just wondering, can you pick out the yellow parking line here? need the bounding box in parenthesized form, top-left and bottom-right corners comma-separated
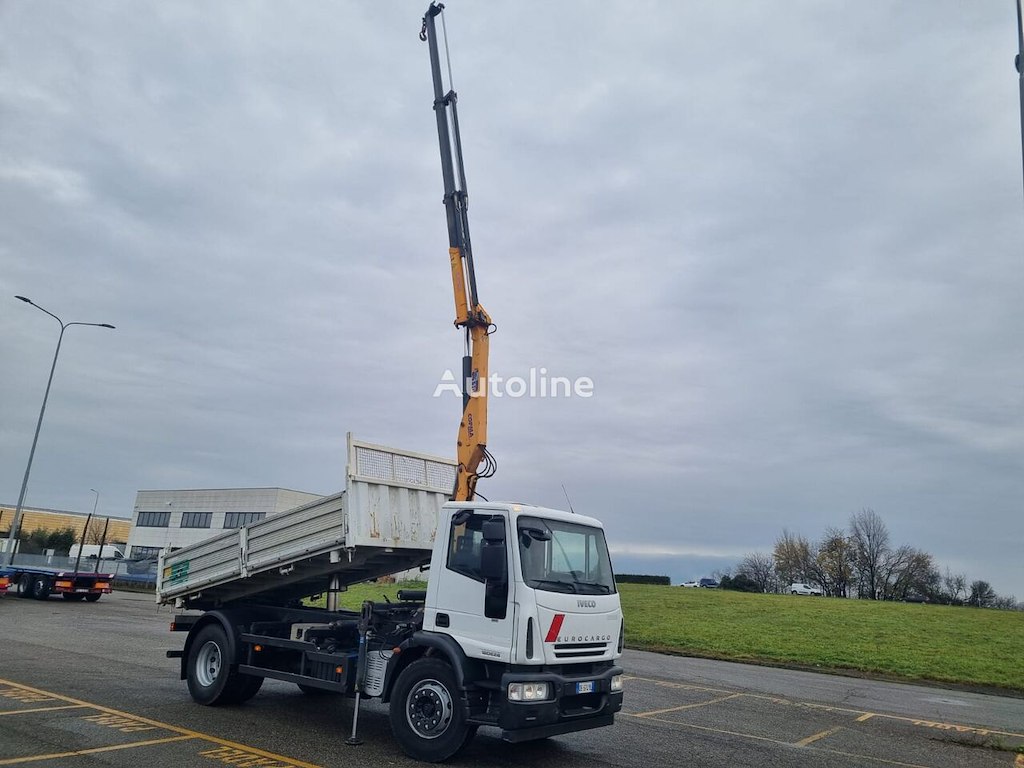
(0, 735, 196, 765)
(795, 726, 842, 747)
(0, 705, 88, 717)
(634, 713, 933, 768)
(625, 675, 1024, 740)
(0, 678, 323, 768)
(633, 693, 743, 717)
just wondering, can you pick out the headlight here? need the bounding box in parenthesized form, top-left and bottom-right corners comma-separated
(508, 682, 551, 702)
(610, 674, 624, 692)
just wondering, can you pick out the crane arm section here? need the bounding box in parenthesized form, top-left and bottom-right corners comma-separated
(422, 3, 494, 501)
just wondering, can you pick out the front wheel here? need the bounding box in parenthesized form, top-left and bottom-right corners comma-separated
(389, 658, 472, 762)
(186, 624, 261, 705)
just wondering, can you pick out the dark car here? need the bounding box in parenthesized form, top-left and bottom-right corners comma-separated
(698, 578, 719, 588)
(126, 557, 158, 575)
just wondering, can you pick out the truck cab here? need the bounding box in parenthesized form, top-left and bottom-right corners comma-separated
(413, 502, 623, 746)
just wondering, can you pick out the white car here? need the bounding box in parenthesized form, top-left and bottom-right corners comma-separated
(789, 582, 823, 596)
(680, 580, 700, 588)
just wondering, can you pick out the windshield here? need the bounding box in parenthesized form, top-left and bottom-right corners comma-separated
(517, 516, 617, 595)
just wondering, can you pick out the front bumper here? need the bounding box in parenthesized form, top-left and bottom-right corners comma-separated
(494, 664, 623, 742)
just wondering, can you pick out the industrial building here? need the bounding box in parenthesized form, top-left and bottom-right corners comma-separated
(125, 488, 322, 560)
(0, 504, 131, 547)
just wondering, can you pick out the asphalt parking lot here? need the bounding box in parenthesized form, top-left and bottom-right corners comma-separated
(1, 590, 1022, 767)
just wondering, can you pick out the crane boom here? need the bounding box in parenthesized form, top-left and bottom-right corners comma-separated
(421, 2, 494, 501)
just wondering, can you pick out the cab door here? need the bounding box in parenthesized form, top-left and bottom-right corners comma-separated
(430, 510, 514, 662)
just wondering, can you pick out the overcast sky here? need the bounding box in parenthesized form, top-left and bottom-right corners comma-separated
(2, 2, 1022, 597)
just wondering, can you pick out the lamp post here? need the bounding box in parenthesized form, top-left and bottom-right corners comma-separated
(1017, 0, 1024, 197)
(3, 296, 115, 566)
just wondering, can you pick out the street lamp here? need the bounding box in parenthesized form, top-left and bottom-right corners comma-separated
(3, 296, 115, 566)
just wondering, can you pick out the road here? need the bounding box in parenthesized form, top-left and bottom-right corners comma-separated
(0, 590, 1021, 767)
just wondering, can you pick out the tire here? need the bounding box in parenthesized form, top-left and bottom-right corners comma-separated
(31, 576, 51, 600)
(62, 593, 86, 601)
(389, 658, 472, 762)
(16, 575, 32, 598)
(233, 674, 264, 704)
(186, 624, 261, 706)
(84, 594, 101, 602)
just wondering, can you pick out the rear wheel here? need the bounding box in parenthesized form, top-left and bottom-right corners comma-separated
(84, 594, 101, 602)
(31, 576, 51, 600)
(62, 593, 86, 601)
(389, 658, 472, 762)
(186, 624, 261, 705)
(16, 575, 32, 598)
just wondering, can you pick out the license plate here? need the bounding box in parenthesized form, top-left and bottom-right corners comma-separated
(75, 589, 89, 593)
(576, 681, 595, 694)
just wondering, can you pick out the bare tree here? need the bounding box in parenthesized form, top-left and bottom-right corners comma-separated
(738, 552, 777, 594)
(849, 508, 890, 599)
(773, 529, 813, 586)
(941, 570, 967, 605)
(990, 594, 1019, 611)
(878, 546, 937, 601)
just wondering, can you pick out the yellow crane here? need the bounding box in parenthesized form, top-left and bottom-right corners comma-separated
(422, 3, 496, 501)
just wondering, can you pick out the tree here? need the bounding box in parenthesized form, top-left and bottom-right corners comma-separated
(737, 552, 777, 594)
(849, 508, 890, 599)
(941, 570, 967, 606)
(84, 519, 110, 545)
(812, 528, 854, 597)
(990, 594, 1019, 611)
(878, 546, 937, 601)
(967, 580, 996, 608)
(773, 530, 813, 586)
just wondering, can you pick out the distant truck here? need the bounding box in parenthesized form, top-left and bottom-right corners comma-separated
(1, 563, 113, 601)
(69, 544, 126, 560)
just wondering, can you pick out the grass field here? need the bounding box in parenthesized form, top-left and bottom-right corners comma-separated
(320, 580, 1024, 693)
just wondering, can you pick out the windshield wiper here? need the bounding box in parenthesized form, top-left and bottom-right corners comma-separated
(574, 581, 611, 594)
(532, 579, 577, 593)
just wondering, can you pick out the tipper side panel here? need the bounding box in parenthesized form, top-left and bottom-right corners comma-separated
(157, 435, 455, 607)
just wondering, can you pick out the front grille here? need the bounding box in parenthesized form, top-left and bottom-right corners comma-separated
(553, 642, 608, 659)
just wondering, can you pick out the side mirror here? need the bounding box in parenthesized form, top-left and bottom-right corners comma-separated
(482, 519, 505, 543)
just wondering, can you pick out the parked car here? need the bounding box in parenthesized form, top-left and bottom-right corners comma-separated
(680, 580, 700, 588)
(126, 557, 158, 575)
(789, 582, 823, 596)
(698, 578, 719, 589)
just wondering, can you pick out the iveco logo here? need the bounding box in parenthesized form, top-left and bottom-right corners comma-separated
(577, 599, 597, 608)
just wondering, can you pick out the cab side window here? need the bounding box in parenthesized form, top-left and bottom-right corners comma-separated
(447, 513, 505, 582)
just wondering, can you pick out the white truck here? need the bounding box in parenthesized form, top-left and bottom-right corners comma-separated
(159, 436, 623, 762)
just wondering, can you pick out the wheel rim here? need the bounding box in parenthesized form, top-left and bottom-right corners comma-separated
(195, 640, 222, 687)
(406, 678, 453, 739)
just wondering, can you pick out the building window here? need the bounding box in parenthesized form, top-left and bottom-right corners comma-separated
(180, 512, 212, 528)
(130, 546, 162, 560)
(224, 512, 265, 528)
(136, 511, 171, 527)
